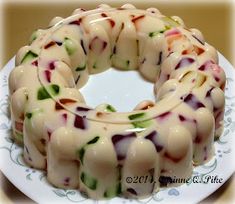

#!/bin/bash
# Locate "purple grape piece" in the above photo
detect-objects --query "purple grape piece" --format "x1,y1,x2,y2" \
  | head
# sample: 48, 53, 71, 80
65, 177, 70, 182
214, 76, 220, 82
102, 41, 107, 51
40, 138, 46, 145
111, 132, 137, 160
198, 64, 206, 71
203, 146, 208, 161
64, 177, 70, 186
194, 134, 202, 144
157, 51, 162, 65
156, 111, 171, 120
25, 146, 29, 154
145, 131, 163, 152
31, 60, 38, 67
127, 188, 138, 195
75, 75, 81, 84
205, 87, 214, 97
80, 40, 87, 55
48, 61, 55, 70
141, 57, 146, 64
183, 94, 205, 110
175, 58, 195, 69
76, 107, 92, 112
55, 41, 62, 46
62, 113, 67, 122
178, 114, 186, 121
113, 46, 116, 54
74, 115, 86, 129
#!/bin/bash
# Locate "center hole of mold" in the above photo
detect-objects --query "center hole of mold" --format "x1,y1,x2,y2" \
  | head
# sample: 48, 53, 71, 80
80, 68, 155, 112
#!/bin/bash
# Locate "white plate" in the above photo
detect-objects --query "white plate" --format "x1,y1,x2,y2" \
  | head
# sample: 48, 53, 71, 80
0, 53, 235, 204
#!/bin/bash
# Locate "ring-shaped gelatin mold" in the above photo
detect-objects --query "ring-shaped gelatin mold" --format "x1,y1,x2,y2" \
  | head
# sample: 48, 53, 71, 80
9, 4, 226, 199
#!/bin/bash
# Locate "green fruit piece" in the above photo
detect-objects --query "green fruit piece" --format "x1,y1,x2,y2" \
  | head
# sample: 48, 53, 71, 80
109, 53, 114, 59
64, 37, 77, 56
77, 147, 85, 164
116, 182, 122, 195
37, 84, 60, 100
149, 25, 171, 38
50, 84, 60, 95
81, 172, 97, 190
92, 62, 97, 69
126, 60, 130, 68
75, 64, 86, 71
128, 112, 145, 120
37, 87, 50, 100
104, 183, 121, 198
161, 16, 179, 27
15, 132, 23, 143
76, 136, 100, 164
106, 105, 116, 112
87, 136, 100, 145
132, 119, 151, 129
25, 112, 33, 119
21, 51, 38, 64
29, 31, 37, 44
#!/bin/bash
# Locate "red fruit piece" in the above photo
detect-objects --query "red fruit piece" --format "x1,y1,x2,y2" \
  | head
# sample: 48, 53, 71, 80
15, 121, 23, 132
44, 70, 51, 83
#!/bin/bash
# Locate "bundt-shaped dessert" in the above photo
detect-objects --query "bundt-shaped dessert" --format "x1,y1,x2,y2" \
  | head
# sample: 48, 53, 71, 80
9, 4, 225, 199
